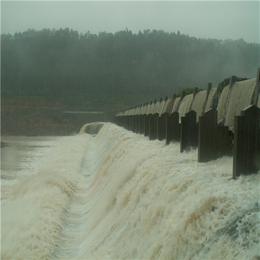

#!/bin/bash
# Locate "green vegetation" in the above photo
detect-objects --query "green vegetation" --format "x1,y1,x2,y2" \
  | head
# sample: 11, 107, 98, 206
176, 88, 194, 98
216, 76, 250, 95
175, 88, 205, 98
1, 28, 259, 109
216, 78, 231, 95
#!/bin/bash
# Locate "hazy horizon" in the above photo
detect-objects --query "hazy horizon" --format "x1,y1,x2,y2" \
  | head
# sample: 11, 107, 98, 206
1, 1, 259, 44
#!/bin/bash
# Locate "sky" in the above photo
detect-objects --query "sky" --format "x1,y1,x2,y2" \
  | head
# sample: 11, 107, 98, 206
1, 1, 259, 44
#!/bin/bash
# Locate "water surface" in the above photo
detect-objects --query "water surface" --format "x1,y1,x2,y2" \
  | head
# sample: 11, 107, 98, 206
1, 124, 259, 260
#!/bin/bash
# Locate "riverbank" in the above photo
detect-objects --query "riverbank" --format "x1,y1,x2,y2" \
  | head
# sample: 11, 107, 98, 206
1, 98, 116, 135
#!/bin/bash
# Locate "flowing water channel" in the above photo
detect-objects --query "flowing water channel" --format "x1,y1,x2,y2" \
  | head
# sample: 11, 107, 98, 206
1, 123, 260, 259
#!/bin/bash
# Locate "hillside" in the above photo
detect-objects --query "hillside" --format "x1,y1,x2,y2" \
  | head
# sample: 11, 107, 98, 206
1, 98, 118, 135
2, 29, 259, 108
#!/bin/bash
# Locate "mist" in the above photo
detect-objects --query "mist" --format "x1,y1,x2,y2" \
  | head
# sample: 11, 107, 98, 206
1, 29, 259, 109
1, 1, 259, 131
1, 1, 259, 44
1, 2, 260, 259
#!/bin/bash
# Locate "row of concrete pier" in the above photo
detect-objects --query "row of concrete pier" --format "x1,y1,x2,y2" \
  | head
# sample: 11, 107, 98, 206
116, 69, 260, 178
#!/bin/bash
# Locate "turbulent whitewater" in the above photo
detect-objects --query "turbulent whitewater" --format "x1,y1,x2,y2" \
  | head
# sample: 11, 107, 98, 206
1, 123, 260, 259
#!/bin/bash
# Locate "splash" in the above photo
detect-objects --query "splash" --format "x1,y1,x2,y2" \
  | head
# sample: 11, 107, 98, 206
1, 123, 260, 260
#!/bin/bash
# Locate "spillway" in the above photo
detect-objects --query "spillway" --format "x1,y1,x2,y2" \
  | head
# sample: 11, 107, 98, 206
1, 123, 260, 260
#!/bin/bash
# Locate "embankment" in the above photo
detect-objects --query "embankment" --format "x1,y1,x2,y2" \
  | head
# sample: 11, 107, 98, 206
1, 98, 107, 135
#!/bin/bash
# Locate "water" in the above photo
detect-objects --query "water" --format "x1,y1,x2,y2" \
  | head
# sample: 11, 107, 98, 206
217, 84, 231, 124
205, 87, 217, 112
178, 94, 194, 119
171, 97, 181, 113
191, 90, 207, 121
225, 78, 256, 131
1, 123, 260, 260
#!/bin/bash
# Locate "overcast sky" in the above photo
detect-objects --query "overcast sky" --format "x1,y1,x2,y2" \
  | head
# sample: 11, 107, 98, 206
1, 1, 259, 44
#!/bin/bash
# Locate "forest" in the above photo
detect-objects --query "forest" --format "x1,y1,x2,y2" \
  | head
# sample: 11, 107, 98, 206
1, 28, 259, 109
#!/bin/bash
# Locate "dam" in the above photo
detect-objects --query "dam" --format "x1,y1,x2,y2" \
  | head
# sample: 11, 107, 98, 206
1, 70, 260, 259
116, 70, 260, 178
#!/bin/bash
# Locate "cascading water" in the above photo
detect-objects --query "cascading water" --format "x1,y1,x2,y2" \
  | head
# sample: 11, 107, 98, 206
178, 94, 194, 120
225, 78, 257, 131
1, 123, 260, 260
191, 90, 207, 121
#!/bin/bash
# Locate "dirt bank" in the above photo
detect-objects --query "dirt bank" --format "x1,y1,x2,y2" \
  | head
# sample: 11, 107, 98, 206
1, 98, 107, 136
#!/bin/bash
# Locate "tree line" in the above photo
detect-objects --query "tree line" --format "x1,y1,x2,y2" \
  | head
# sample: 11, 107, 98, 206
1, 28, 259, 109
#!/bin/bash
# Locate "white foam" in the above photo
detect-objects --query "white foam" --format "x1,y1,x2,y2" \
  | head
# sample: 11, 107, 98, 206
1, 124, 259, 260
1, 134, 92, 259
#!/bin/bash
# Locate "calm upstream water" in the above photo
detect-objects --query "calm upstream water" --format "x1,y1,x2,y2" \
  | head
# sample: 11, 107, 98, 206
1, 123, 260, 260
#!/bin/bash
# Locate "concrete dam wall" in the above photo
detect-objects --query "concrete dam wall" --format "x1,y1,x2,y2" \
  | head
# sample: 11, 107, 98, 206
117, 76, 259, 130
116, 69, 260, 178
